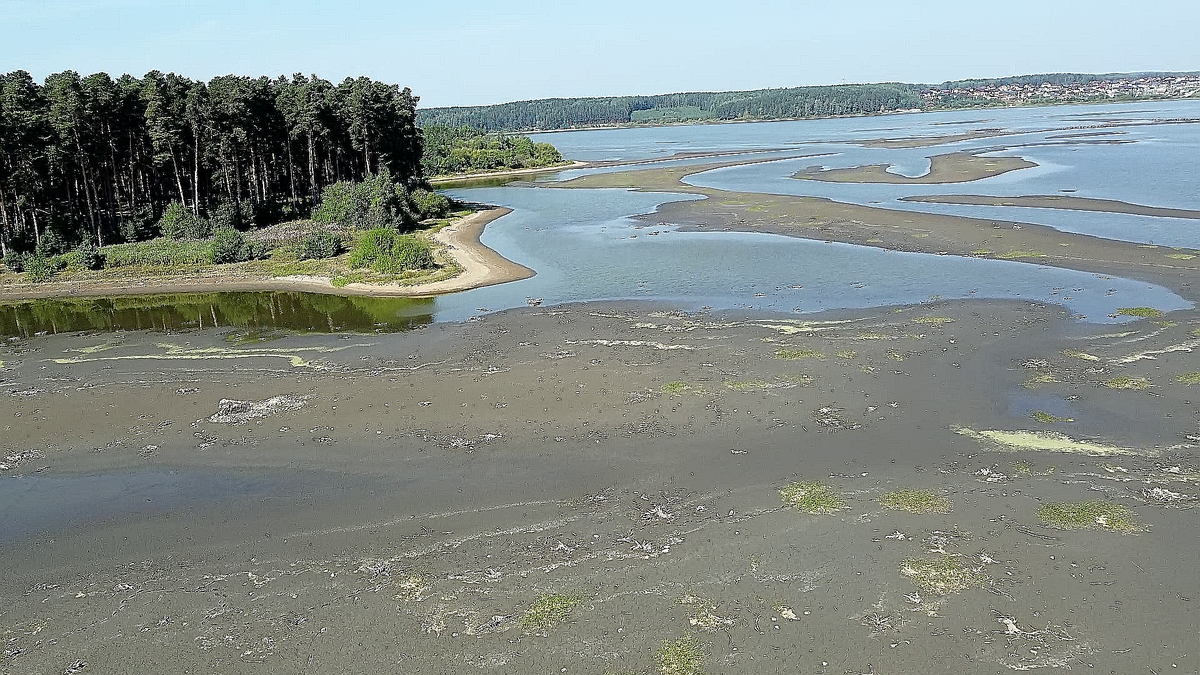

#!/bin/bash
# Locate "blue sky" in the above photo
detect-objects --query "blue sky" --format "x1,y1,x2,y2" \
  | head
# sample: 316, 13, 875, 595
2, 0, 1197, 108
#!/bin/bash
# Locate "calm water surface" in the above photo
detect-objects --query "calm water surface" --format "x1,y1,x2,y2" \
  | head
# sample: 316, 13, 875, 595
3, 102, 1196, 337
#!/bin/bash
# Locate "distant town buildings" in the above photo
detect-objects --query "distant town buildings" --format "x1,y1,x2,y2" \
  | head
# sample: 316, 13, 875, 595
922, 75, 1200, 108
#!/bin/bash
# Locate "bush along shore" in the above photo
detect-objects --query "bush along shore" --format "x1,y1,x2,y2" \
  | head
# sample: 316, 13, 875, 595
0, 170, 465, 291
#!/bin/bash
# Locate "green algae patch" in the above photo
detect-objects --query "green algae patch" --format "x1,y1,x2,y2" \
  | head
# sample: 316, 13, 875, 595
780, 480, 845, 514
662, 381, 691, 395
1175, 372, 1200, 385
1062, 349, 1100, 361
656, 636, 706, 675
1103, 375, 1151, 390
952, 426, 1146, 457
1037, 500, 1139, 533
774, 347, 824, 359
521, 592, 585, 632
880, 488, 952, 514
835, 349, 858, 359
911, 316, 954, 325
1031, 410, 1073, 424
1116, 307, 1165, 318
997, 250, 1047, 260
900, 555, 988, 595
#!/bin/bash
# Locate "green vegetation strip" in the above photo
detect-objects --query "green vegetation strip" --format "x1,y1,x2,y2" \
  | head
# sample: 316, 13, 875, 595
655, 636, 706, 675
879, 488, 952, 514
521, 592, 584, 632
774, 347, 823, 359
1116, 307, 1165, 317
779, 481, 845, 514
1037, 500, 1139, 533
900, 556, 988, 595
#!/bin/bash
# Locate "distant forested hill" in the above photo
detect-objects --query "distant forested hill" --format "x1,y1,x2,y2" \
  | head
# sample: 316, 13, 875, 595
417, 84, 924, 132
418, 72, 1200, 133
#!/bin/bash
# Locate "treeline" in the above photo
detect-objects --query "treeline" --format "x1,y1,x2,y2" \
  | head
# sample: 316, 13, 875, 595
421, 125, 563, 176
934, 71, 1200, 90
0, 70, 422, 256
416, 84, 924, 132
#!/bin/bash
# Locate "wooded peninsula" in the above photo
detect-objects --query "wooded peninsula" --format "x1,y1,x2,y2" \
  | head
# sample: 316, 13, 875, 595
0, 70, 563, 267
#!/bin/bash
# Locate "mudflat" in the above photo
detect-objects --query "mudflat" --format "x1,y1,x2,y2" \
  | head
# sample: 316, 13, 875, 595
2, 299, 1198, 673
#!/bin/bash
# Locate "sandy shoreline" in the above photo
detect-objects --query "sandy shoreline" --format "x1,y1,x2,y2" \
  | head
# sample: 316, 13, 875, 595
0, 208, 529, 302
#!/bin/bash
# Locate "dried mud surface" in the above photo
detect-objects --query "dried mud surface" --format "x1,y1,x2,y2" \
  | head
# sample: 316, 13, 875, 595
2, 300, 1199, 674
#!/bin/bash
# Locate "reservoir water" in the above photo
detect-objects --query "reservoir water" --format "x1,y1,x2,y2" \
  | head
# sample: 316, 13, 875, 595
3, 101, 1197, 336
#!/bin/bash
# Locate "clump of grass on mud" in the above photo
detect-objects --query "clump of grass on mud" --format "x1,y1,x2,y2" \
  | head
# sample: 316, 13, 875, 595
774, 347, 823, 360
835, 349, 858, 359
911, 316, 954, 325
900, 555, 988, 595
1031, 410, 1073, 424
656, 636, 706, 675
1116, 307, 1165, 318
1037, 500, 1139, 533
1062, 349, 1099, 361
725, 378, 768, 391
662, 381, 691, 395
1103, 375, 1151, 390
997, 250, 1047, 260
880, 488, 952, 514
780, 480, 845, 514
1175, 372, 1200, 385
521, 592, 584, 631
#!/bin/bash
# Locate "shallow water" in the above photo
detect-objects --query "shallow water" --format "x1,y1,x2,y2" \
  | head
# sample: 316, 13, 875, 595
538, 100, 1200, 247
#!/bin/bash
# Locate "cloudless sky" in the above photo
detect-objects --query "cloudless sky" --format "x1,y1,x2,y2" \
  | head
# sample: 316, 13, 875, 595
2, 0, 1198, 108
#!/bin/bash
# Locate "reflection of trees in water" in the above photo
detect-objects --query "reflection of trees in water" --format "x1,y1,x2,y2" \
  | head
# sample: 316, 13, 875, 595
0, 292, 435, 338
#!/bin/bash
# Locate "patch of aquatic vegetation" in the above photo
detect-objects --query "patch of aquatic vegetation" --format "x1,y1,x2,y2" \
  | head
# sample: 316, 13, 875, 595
1030, 410, 1073, 424
997, 250, 1047, 260
1011, 459, 1057, 477
724, 375, 809, 391
1062, 349, 1099, 361
662, 381, 692, 395
1166, 253, 1196, 260
391, 573, 429, 602
780, 480, 845, 514
900, 555, 988, 595
952, 426, 1145, 457
755, 318, 860, 335
223, 328, 288, 345
1116, 307, 1165, 318
656, 636, 706, 675
880, 488, 952, 514
774, 347, 823, 359
1037, 500, 1139, 533
50, 341, 357, 368
835, 349, 858, 359
1191, 328, 1200, 338
1175, 372, 1200, 385
521, 592, 584, 632
1022, 374, 1060, 388
1102, 375, 1150, 390
69, 339, 124, 354
970, 248, 993, 255
911, 316, 954, 325
679, 595, 732, 631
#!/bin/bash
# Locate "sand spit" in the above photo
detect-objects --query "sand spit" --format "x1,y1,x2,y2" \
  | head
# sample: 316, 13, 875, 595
3, 299, 1199, 673
0, 208, 528, 302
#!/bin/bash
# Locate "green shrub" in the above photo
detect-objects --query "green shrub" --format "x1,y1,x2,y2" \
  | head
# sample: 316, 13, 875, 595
210, 229, 246, 264
208, 199, 254, 231
35, 230, 66, 257
409, 188, 451, 219
117, 205, 157, 242
313, 170, 413, 229
101, 238, 214, 267
299, 231, 344, 260
160, 201, 211, 240
23, 254, 54, 282
67, 241, 104, 270
3, 250, 26, 273
348, 228, 435, 274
